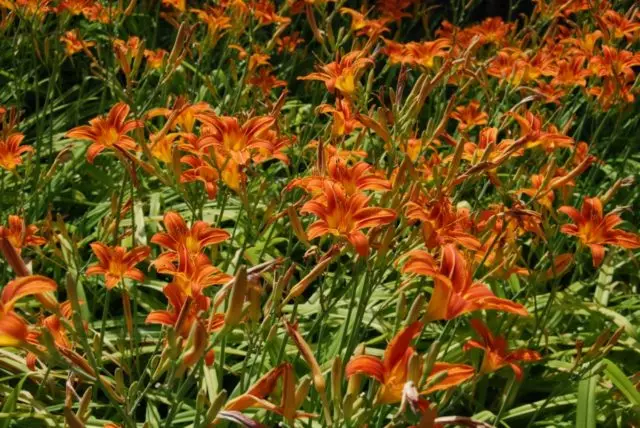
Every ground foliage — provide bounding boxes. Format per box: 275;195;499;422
0;0;639;427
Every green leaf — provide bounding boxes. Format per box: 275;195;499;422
576;366;598;428
603;359;640;406
0;374;29;428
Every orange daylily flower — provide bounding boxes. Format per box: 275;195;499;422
151;211;230;261
223;363;316;422
86;242;150;289
451;101;489;131
402;245;529;321
469;17;514;45
198;115;276;166
516;174;555;210
0;275;57;347
317;99;363;137
340;7;390;38
383;39;450;69
154;249;232;297
288;156;391;196
601;10;640;41
558;197;640;267
0;133;33;171
144;48;167;69
147;98;213;133
589;46;640;81
375;0;415;21
345;322;475;404
508;111;573;152
252;0;290;26
192;7;232;43
0;215;46;253
60;29;95;56
298;50;373;96
405;193;481;251
300;182;396;256
66;102;144;163
57;0;93;15
276;32;304;53
179;155;220;199
145;282;224;337
464;319;541;380
247;68;287;95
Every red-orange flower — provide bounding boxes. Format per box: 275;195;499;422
464;319;541;380
0;133;33;171
151;211;230;260
451;101;489;131
317;99;363;137
86;242;150;289
288;156;391;196
66;103;143;163
345;322;474;404
298;51;373;96
0;215;46;253
558;197;640;267
402;245;529;321
223;363;315;422
145;282;224;338
60;30;95;56
198;115;275;166
300;182;396;256
0;275;57;347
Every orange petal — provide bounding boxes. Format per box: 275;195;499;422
2;275;57;312
345;355;385;383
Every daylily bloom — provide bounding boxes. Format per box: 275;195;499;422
601;10;640;41
405;193;480;251
145;282;224;337
223;363;315;422
317;99;363;137
86;242;150;289
345;322;475;404
57;0;93;15
508;111;573;152
192;7;232;43
469;17;514;45
300;182;396;256
0;215;46;253
548;57;591;87
402;245;529;321
155;249;232;297
464;319;541;380
179;155;220;199
558;197;640;267
60;30;95;56
147;98;213;133
298;51;373;96
144;48;167;69
516;174;555;210
276;32;304;53
383;39;450;69
65;103;144;163
340;7;390;38
198;115;275;166
451;101;488;131
151;211;230;260
288;156;391;196
0;275;57;347
0;133;33;171
247;68;287;95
